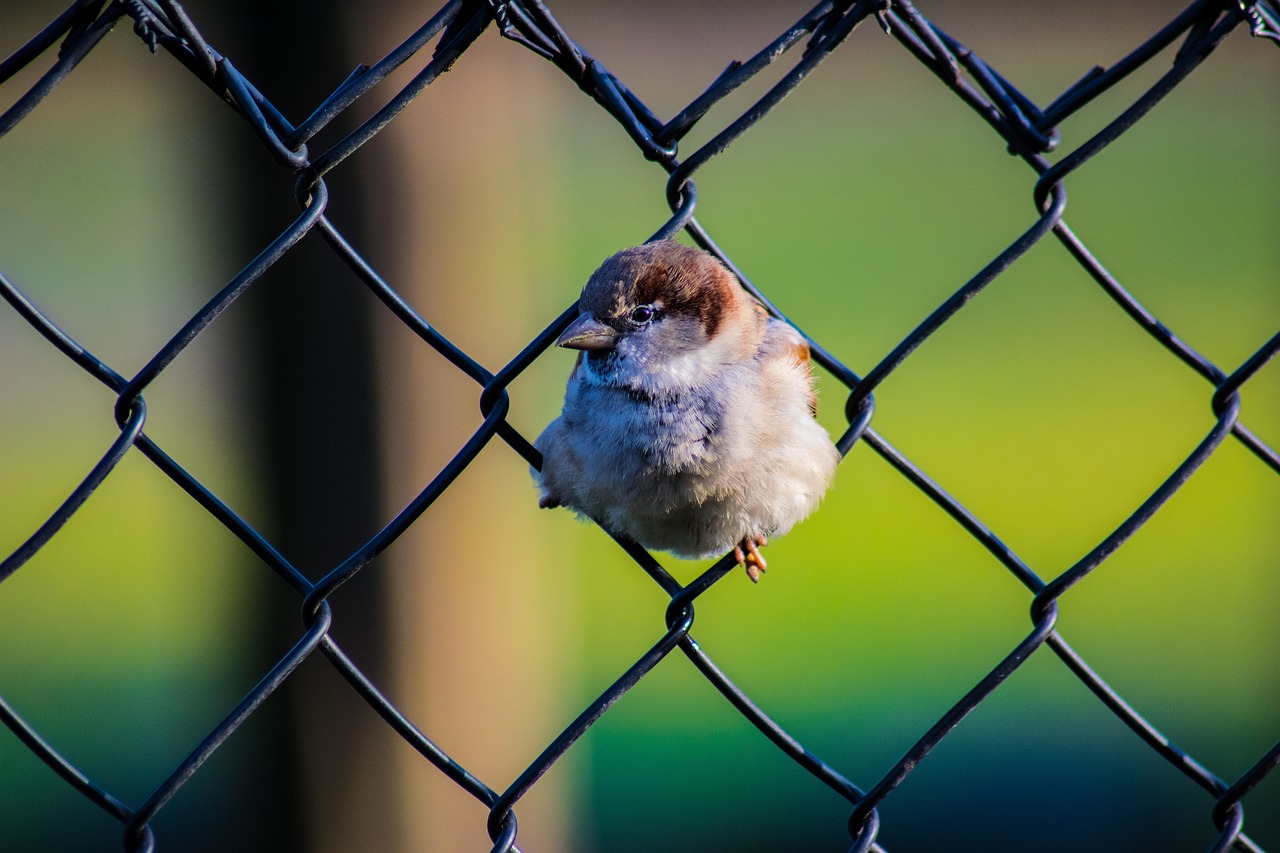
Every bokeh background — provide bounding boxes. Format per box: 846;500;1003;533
0;1;1277;851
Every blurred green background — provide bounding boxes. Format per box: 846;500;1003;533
1;2;1277;851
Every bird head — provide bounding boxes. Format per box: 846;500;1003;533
557;240;767;390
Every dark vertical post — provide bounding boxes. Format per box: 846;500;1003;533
207;1;390;849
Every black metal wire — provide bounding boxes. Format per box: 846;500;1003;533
1;0;1277;850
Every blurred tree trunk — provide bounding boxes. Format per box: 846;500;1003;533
212;0;395;850
213;1;574;849
362;11;577;853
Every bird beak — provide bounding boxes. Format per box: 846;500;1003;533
556;313;619;351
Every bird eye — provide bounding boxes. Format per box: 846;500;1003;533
629;305;657;324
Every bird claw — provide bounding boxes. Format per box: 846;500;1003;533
733;535;768;583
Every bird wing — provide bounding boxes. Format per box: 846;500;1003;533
761;319;819;417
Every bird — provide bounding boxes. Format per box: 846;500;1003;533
533;240;839;582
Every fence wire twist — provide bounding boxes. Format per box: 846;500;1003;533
2;0;1279;851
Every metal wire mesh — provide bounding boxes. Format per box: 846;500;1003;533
2;1;1278;851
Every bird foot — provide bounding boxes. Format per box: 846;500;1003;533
733;535;768;583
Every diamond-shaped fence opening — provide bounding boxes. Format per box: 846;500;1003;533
1;1;1278;851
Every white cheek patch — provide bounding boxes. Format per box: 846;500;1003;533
576;313;749;395
635;317;737;389
646;349;714;387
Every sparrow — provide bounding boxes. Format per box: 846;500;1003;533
534;240;839;582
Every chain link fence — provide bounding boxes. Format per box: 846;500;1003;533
2;1;1279;851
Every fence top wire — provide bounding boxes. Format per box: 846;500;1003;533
2;0;1279;851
